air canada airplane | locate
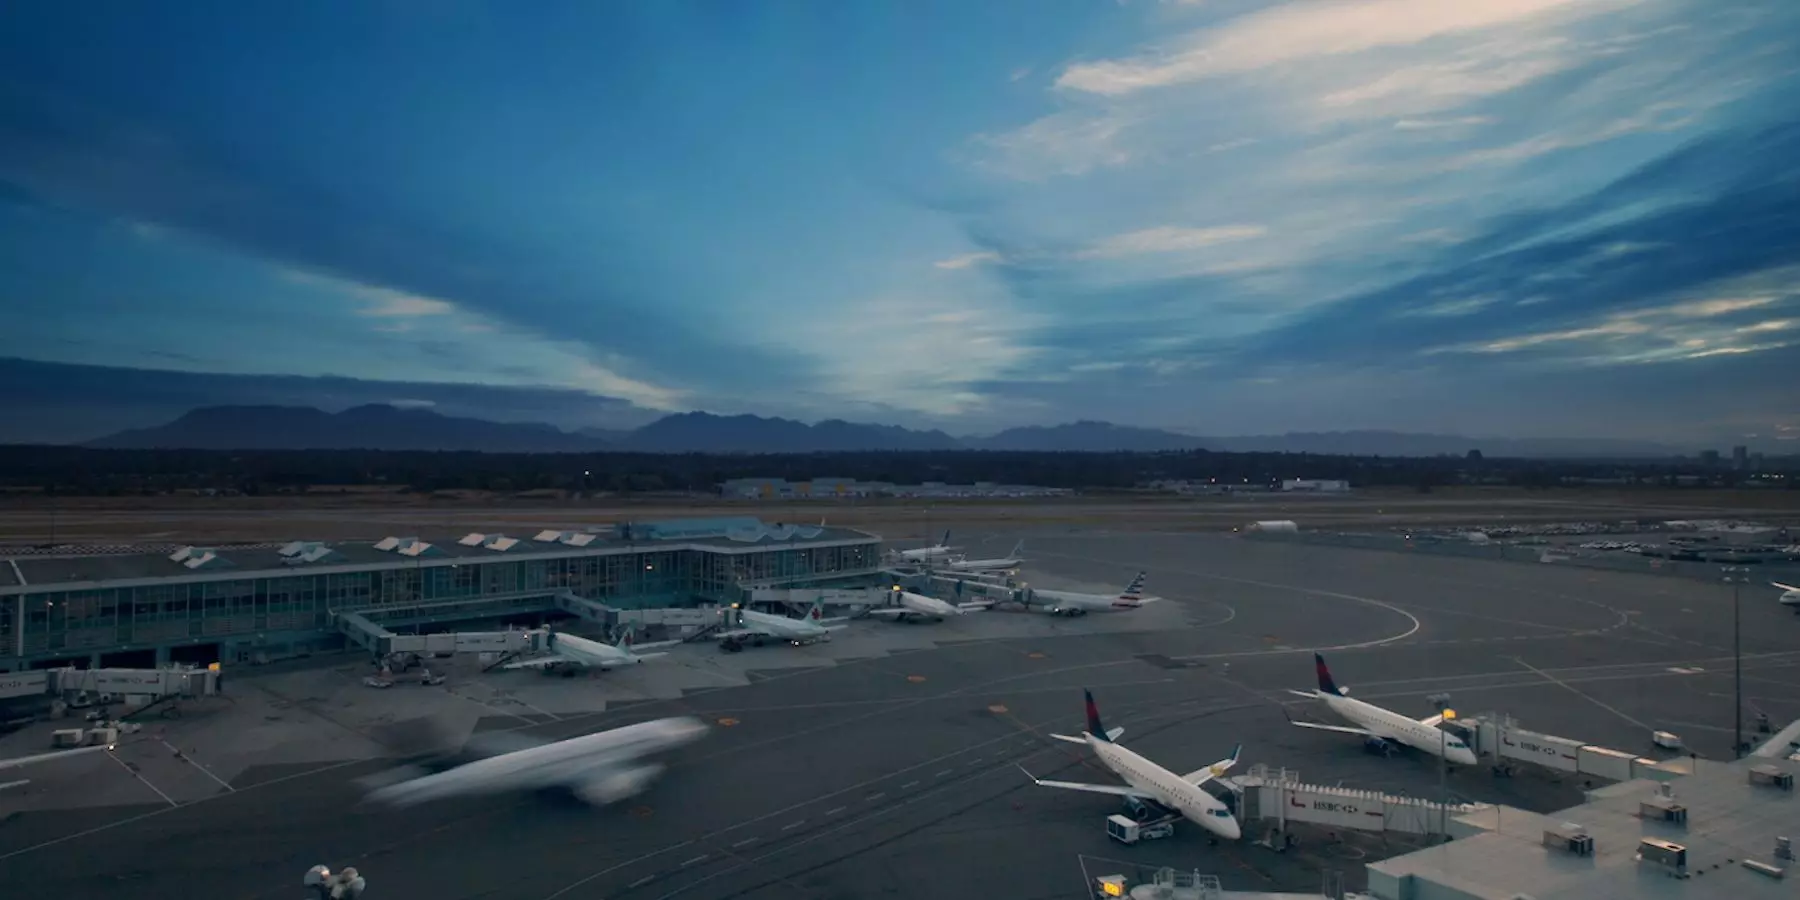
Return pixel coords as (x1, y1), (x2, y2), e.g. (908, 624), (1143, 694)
(1024, 572), (1153, 616)
(1773, 582), (1800, 609)
(500, 627), (679, 674)
(1287, 653), (1479, 765)
(1, 743), (114, 791)
(944, 540), (1028, 573)
(865, 588), (992, 623)
(891, 530), (957, 562)
(360, 717), (709, 808)
(1020, 690), (1243, 840)
(714, 599), (849, 648)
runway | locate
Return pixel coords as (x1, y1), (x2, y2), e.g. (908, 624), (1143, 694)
(3, 529), (1796, 899)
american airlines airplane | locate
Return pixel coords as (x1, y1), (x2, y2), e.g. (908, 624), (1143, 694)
(943, 540), (1028, 573)
(1773, 581), (1800, 610)
(714, 599), (848, 649)
(865, 588), (992, 623)
(499, 627), (679, 674)
(1020, 689), (1243, 840)
(1023, 572), (1153, 616)
(1287, 653), (1479, 765)
(1, 743), (114, 791)
(891, 530), (957, 562)
(360, 717), (709, 808)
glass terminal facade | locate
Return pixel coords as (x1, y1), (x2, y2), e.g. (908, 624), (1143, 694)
(2, 522), (882, 671)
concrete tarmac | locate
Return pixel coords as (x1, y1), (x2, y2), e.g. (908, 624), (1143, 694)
(3, 529), (1796, 900)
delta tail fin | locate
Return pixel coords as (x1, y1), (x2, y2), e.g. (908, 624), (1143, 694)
(1084, 689), (1114, 743)
(1314, 652), (1345, 696)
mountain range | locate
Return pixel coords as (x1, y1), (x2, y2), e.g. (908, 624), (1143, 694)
(76, 404), (1696, 459)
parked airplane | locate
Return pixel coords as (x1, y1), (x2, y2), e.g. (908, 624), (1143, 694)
(1773, 582), (1800, 609)
(500, 627), (679, 674)
(1020, 690), (1242, 840)
(1023, 572), (1153, 616)
(715, 599), (849, 649)
(865, 588), (992, 623)
(944, 540), (1027, 573)
(1286, 653), (1478, 765)
(360, 717), (709, 808)
(891, 530), (957, 562)
(1, 743), (116, 792)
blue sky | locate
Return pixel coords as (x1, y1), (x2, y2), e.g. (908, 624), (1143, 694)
(2, 0), (1797, 447)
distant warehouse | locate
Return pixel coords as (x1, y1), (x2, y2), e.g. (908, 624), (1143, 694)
(720, 477), (1073, 500)
(1, 517), (882, 672)
(1279, 479), (1351, 493)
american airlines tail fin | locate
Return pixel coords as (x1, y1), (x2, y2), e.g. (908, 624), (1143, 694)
(1314, 652), (1345, 696)
(1116, 572), (1147, 606)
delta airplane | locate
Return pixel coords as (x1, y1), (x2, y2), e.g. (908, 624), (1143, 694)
(1, 743), (114, 791)
(944, 540), (1028, 573)
(1773, 582), (1800, 609)
(865, 588), (992, 623)
(714, 599), (849, 648)
(500, 627), (679, 674)
(1020, 690), (1243, 840)
(1023, 572), (1154, 616)
(891, 530), (957, 562)
(360, 717), (709, 808)
(1286, 653), (1478, 765)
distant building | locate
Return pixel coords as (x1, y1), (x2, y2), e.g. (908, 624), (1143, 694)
(718, 477), (1070, 500)
(1701, 449), (1722, 467)
(1279, 479), (1351, 493)
(1734, 445), (1749, 470)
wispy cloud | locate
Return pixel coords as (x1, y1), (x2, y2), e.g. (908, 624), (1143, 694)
(1076, 225), (1267, 259)
(934, 250), (1003, 270)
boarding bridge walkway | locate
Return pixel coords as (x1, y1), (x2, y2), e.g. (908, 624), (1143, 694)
(336, 612), (543, 660)
(1447, 713), (1685, 783)
(0, 665), (222, 708)
(1224, 765), (1488, 839)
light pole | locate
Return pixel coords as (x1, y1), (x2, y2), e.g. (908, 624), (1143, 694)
(1428, 692), (1453, 840)
(1723, 566), (1750, 757)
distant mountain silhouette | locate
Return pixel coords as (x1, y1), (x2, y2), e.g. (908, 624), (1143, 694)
(83, 405), (1687, 458)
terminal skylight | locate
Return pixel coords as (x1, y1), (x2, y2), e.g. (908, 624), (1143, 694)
(277, 541), (335, 565)
(168, 546), (232, 570)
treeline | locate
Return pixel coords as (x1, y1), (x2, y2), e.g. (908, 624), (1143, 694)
(0, 446), (1786, 497)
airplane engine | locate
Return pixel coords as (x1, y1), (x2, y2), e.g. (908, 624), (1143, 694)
(572, 763), (666, 805)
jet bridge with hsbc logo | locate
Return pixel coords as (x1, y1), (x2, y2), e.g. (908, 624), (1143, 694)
(1448, 713), (1678, 783)
(1222, 764), (1489, 839)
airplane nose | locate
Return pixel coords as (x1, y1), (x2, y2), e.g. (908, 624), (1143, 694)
(1219, 817), (1242, 840)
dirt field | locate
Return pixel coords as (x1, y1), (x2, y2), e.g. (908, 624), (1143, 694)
(0, 488), (1792, 544)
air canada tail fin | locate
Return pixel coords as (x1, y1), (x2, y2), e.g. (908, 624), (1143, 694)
(1010, 539), (1026, 558)
(806, 599), (826, 621)
(1084, 689), (1112, 743)
(1314, 652), (1343, 695)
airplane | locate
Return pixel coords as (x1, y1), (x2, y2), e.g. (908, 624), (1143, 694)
(864, 588), (993, 623)
(1021, 572), (1154, 617)
(714, 598), (849, 650)
(890, 530), (957, 562)
(1286, 653), (1479, 765)
(1019, 689), (1243, 840)
(360, 717), (709, 808)
(1, 743), (115, 792)
(1773, 582), (1800, 610)
(943, 540), (1028, 573)
(499, 627), (680, 675)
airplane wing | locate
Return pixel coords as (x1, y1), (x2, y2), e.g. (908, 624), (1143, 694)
(1773, 582), (1798, 591)
(713, 628), (773, 641)
(1289, 720), (1378, 737)
(0, 744), (113, 770)
(955, 601), (993, 611)
(1180, 743), (1241, 786)
(1417, 713), (1447, 727)
(500, 654), (580, 670)
(864, 608), (909, 618)
(1048, 727), (1124, 744)
(1019, 765), (1156, 800)
(625, 639), (682, 652)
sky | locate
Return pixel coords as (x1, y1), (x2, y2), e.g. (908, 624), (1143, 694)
(2, 0), (1798, 448)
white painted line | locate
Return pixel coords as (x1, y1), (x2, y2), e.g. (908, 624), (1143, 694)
(629, 876), (655, 889)
(826, 806), (847, 815)
(107, 752), (176, 807)
(966, 760), (982, 767)
(731, 838), (758, 849)
(679, 855), (708, 867)
(935, 769), (953, 777)
(865, 792), (885, 801)
(900, 780), (920, 789)
(157, 739), (235, 792)
(1508, 656), (1652, 731)
(780, 820), (805, 831)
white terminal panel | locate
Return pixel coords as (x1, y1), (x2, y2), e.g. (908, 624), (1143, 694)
(1578, 745), (1638, 782)
(1498, 728), (1583, 773)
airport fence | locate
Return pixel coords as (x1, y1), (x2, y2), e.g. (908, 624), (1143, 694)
(1242, 530), (1800, 585)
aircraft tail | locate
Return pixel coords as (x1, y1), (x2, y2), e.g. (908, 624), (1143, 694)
(1314, 652), (1344, 695)
(940, 529), (952, 548)
(806, 598), (826, 621)
(1009, 539), (1026, 559)
(1115, 572), (1147, 607)
(1084, 689), (1114, 743)
(614, 626), (635, 650)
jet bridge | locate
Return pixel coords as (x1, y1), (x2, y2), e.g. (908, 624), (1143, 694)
(335, 612), (543, 658)
(1224, 764), (1488, 838)
(1449, 713), (1679, 784)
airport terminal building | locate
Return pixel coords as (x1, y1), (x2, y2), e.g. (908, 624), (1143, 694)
(0, 517), (883, 672)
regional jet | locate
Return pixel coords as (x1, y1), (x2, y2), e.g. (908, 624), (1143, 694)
(1, 743), (114, 792)
(890, 530), (957, 562)
(1019, 689), (1242, 840)
(500, 627), (679, 674)
(360, 717), (709, 808)
(865, 588), (992, 623)
(1286, 653), (1478, 765)
(714, 599), (849, 649)
(1773, 582), (1800, 610)
(943, 540), (1028, 573)
(1023, 572), (1154, 616)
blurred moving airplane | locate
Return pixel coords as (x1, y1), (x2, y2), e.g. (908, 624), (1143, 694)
(360, 717), (709, 808)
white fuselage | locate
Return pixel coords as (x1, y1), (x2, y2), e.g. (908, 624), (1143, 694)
(946, 556), (1023, 572)
(547, 633), (648, 667)
(738, 608), (833, 640)
(1089, 737), (1241, 839)
(364, 717), (708, 807)
(1318, 693), (1478, 765)
(897, 591), (967, 618)
(1031, 588), (1140, 614)
(897, 545), (955, 561)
